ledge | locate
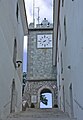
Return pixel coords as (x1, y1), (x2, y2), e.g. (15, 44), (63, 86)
(26, 79), (57, 82)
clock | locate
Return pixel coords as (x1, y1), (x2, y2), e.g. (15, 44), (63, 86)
(37, 34), (52, 48)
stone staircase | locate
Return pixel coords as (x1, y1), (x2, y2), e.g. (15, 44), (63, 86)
(7, 108), (76, 120)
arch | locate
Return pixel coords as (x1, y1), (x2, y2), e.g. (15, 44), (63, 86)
(16, 2), (19, 22)
(63, 85), (65, 112)
(38, 85), (54, 108)
(69, 83), (74, 117)
(10, 79), (16, 113)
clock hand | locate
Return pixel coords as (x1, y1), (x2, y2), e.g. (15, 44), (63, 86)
(43, 40), (46, 42)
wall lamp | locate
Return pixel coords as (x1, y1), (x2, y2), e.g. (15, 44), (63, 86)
(68, 65), (71, 69)
(62, 78), (64, 81)
(16, 60), (22, 68)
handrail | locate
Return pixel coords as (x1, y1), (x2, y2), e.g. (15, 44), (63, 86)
(66, 98), (83, 111)
(74, 99), (83, 110)
(4, 101), (11, 108)
(4, 100), (23, 110)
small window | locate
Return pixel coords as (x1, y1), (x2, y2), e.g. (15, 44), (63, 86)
(61, 52), (63, 74)
(58, 54), (59, 63)
(13, 38), (17, 68)
(59, 30), (61, 40)
(16, 3), (19, 22)
(59, 74), (61, 90)
(59, 19), (61, 41)
(58, 50), (59, 62)
(62, 0), (64, 7)
(59, 25), (61, 40)
(64, 16), (67, 46)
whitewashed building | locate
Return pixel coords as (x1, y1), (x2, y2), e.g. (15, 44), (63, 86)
(0, 0), (28, 119)
(53, 0), (83, 120)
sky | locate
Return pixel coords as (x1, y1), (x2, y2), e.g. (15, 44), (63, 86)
(24, 0), (53, 25)
(40, 93), (52, 108)
(23, 0), (53, 72)
(23, 36), (27, 72)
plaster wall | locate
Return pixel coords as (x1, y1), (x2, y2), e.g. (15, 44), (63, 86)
(0, 0), (25, 119)
(55, 0), (83, 119)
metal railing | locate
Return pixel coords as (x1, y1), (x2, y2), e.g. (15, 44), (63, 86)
(74, 99), (83, 111)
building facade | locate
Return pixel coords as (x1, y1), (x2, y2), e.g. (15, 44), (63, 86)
(23, 18), (57, 108)
(0, 0), (28, 119)
(53, 0), (83, 120)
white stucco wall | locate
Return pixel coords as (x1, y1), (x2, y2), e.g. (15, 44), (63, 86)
(55, 0), (83, 120)
(0, 0), (26, 119)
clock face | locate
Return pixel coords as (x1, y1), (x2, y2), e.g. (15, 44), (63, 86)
(37, 34), (52, 48)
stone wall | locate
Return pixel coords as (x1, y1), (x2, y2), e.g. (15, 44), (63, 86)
(23, 80), (58, 108)
(27, 29), (56, 80)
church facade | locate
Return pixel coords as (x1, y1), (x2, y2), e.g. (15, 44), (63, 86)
(0, 0), (28, 119)
(23, 18), (57, 108)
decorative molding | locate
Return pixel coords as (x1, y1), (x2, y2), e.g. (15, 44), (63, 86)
(27, 79), (57, 82)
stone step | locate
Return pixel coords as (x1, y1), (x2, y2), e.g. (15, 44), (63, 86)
(7, 117), (76, 120)
(7, 108), (77, 120)
(8, 108), (69, 118)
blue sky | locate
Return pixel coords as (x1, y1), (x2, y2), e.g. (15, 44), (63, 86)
(40, 93), (52, 108)
(23, 36), (27, 72)
(23, 0), (53, 72)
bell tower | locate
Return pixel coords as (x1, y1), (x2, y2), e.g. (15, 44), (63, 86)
(23, 18), (57, 108)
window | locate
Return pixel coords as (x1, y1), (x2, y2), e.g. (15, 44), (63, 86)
(64, 16), (67, 46)
(13, 38), (17, 68)
(59, 74), (61, 90)
(16, 3), (19, 22)
(61, 52), (63, 74)
(58, 50), (59, 62)
(59, 25), (61, 40)
(62, 0), (64, 7)
(58, 53), (59, 63)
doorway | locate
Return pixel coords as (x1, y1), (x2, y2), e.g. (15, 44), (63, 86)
(40, 92), (52, 108)
(69, 83), (74, 117)
(10, 79), (16, 113)
(39, 87), (53, 108)
(63, 86), (65, 112)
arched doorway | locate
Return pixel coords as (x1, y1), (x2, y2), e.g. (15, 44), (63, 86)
(10, 79), (16, 113)
(38, 85), (54, 108)
(63, 86), (65, 112)
(69, 83), (74, 117)
(40, 92), (52, 108)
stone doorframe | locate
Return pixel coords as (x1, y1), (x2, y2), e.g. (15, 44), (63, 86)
(38, 85), (54, 108)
